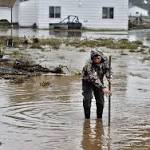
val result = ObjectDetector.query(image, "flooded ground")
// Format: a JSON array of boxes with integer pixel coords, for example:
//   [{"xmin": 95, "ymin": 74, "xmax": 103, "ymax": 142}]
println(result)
[
  {"xmin": 0, "ymin": 45, "xmax": 150, "ymax": 150},
  {"xmin": 1, "ymin": 28, "xmax": 150, "ymax": 47},
  {"xmin": 0, "ymin": 28, "xmax": 128, "ymax": 39}
]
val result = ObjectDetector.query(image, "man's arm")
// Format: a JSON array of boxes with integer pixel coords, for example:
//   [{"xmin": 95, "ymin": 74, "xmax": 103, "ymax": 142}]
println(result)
[{"xmin": 82, "ymin": 64, "xmax": 106, "ymax": 89}]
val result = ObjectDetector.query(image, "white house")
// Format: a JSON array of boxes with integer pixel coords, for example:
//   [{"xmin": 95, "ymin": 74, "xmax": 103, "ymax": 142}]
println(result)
[
  {"xmin": 0, "ymin": 7, "xmax": 11, "ymax": 21},
  {"xmin": 1, "ymin": 0, "xmax": 129, "ymax": 30},
  {"xmin": 129, "ymin": 6, "xmax": 149, "ymax": 17},
  {"xmin": 0, "ymin": 0, "xmax": 19, "ymax": 23}
]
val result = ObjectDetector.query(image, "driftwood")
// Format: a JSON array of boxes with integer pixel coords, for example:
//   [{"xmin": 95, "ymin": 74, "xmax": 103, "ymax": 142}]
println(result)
[
  {"xmin": 0, "ymin": 59, "xmax": 66, "ymax": 81},
  {"xmin": 13, "ymin": 60, "xmax": 50, "ymax": 73},
  {"xmin": 13, "ymin": 60, "xmax": 65, "ymax": 73}
]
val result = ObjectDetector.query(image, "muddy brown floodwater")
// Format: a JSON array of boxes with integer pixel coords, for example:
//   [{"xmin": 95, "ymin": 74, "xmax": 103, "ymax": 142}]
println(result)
[{"xmin": 0, "ymin": 52, "xmax": 150, "ymax": 150}]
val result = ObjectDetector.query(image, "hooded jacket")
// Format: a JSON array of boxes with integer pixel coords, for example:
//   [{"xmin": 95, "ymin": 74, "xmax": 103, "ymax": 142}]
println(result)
[{"xmin": 82, "ymin": 49, "xmax": 111, "ymax": 89}]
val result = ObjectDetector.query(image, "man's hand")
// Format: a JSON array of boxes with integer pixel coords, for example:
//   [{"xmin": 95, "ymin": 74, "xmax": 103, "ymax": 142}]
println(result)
[
  {"xmin": 102, "ymin": 88, "xmax": 112, "ymax": 95},
  {"xmin": 107, "ymin": 78, "xmax": 112, "ymax": 84}
]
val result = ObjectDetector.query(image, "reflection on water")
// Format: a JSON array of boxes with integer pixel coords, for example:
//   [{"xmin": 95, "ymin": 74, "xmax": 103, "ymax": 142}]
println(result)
[
  {"xmin": 0, "ymin": 28, "xmax": 128, "ymax": 39},
  {"xmin": 0, "ymin": 53, "xmax": 150, "ymax": 150},
  {"xmin": 128, "ymin": 29, "xmax": 150, "ymax": 46},
  {"xmin": 9, "ymin": 75, "xmax": 77, "ymax": 104},
  {"xmin": 81, "ymin": 120, "xmax": 104, "ymax": 150},
  {"xmin": 1, "ymin": 28, "xmax": 150, "ymax": 46},
  {"xmin": 49, "ymin": 30, "xmax": 82, "ymax": 37}
]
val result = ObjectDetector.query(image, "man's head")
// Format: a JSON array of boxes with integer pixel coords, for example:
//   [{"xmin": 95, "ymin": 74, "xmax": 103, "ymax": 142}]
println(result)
[
  {"xmin": 92, "ymin": 55, "xmax": 102, "ymax": 64},
  {"xmin": 91, "ymin": 49, "xmax": 104, "ymax": 64}
]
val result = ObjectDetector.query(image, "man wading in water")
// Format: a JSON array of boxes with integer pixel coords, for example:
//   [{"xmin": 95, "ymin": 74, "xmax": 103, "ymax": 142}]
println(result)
[{"xmin": 82, "ymin": 49, "xmax": 112, "ymax": 119}]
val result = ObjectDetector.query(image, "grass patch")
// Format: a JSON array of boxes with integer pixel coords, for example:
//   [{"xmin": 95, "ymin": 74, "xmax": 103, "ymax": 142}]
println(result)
[
  {"xmin": 79, "ymin": 48, "xmax": 86, "ymax": 52},
  {"xmin": 30, "ymin": 43, "xmax": 42, "ymax": 49},
  {"xmin": 0, "ymin": 36, "xmax": 145, "ymax": 50},
  {"xmin": 110, "ymin": 39, "xmax": 140, "ymax": 49},
  {"xmin": 63, "ymin": 38, "xmax": 141, "ymax": 49},
  {"xmin": 39, "ymin": 38, "xmax": 62, "ymax": 49}
]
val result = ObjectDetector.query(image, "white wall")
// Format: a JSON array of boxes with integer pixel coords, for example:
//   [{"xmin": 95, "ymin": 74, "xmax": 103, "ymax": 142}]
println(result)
[
  {"xmin": 37, "ymin": 0, "xmax": 128, "ymax": 30},
  {"xmin": 12, "ymin": 0, "xmax": 19, "ymax": 22},
  {"xmin": 129, "ymin": 6, "xmax": 149, "ymax": 17},
  {"xmin": 0, "ymin": 0, "xmax": 19, "ymax": 23},
  {"xmin": 19, "ymin": 0, "xmax": 38, "ymax": 27},
  {"xmin": 0, "ymin": 7, "xmax": 11, "ymax": 22}
]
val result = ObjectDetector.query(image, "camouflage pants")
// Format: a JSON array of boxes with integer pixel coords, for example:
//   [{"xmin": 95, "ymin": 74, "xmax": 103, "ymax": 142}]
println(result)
[{"xmin": 82, "ymin": 80, "xmax": 104, "ymax": 119}]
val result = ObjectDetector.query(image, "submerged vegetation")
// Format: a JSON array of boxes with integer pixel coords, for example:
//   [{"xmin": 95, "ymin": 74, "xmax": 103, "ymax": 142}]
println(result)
[
  {"xmin": 64, "ymin": 38, "xmax": 143, "ymax": 49},
  {"xmin": 0, "ymin": 36, "xmax": 145, "ymax": 50},
  {"xmin": 0, "ymin": 35, "xmax": 150, "ymax": 82}
]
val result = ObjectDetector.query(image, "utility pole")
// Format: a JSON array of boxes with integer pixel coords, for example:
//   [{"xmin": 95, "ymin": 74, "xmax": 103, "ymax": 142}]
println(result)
[
  {"xmin": 7, "ymin": 6, "xmax": 13, "ymax": 47},
  {"xmin": 11, "ymin": 6, "xmax": 13, "ymax": 25},
  {"xmin": 108, "ymin": 56, "xmax": 112, "ymax": 127}
]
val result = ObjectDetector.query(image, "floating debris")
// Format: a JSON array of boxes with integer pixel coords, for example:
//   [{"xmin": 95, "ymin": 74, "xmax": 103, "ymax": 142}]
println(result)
[
  {"xmin": 40, "ymin": 81, "xmax": 51, "ymax": 87},
  {"xmin": 79, "ymin": 49, "xmax": 86, "ymax": 52},
  {"xmin": 13, "ymin": 60, "xmax": 50, "ymax": 73},
  {"xmin": 129, "ymin": 72, "xmax": 147, "ymax": 79},
  {"xmin": 142, "ymin": 56, "xmax": 150, "ymax": 62},
  {"xmin": 129, "ymin": 49, "xmax": 136, "ymax": 53},
  {"xmin": 120, "ymin": 52, "xmax": 128, "ymax": 55},
  {"xmin": 49, "ymin": 65, "xmax": 70, "ymax": 74}
]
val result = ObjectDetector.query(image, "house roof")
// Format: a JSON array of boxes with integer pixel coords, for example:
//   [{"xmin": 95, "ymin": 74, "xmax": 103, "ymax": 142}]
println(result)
[
  {"xmin": 0, "ymin": 0, "xmax": 16, "ymax": 7},
  {"xmin": 129, "ymin": 5, "xmax": 149, "ymax": 11}
]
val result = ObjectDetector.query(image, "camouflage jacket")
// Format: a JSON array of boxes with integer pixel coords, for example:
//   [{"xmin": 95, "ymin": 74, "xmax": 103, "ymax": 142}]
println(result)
[{"xmin": 82, "ymin": 57, "xmax": 111, "ymax": 89}]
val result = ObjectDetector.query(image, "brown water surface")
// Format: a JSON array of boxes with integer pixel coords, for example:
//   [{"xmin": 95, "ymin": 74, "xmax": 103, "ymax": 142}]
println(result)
[{"xmin": 0, "ymin": 53, "xmax": 150, "ymax": 150}]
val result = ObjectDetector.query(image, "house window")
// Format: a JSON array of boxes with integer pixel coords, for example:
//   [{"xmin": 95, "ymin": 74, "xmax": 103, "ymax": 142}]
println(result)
[
  {"xmin": 49, "ymin": 6, "xmax": 61, "ymax": 18},
  {"xmin": 102, "ymin": 7, "xmax": 114, "ymax": 19}
]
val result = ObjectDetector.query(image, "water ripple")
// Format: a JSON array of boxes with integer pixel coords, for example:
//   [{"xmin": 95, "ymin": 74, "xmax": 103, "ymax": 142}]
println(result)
[{"xmin": 1, "ymin": 101, "xmax": 77, "ymax": 130}]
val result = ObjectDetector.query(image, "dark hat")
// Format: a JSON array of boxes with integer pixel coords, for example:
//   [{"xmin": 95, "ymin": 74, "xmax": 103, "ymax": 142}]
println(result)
[{"xmin": 91, "ymin": 49, "xmax": 105, "ymax": 60}]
